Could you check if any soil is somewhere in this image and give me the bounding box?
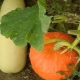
[0,64,42,80]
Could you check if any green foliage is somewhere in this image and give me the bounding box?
[0,1,51,51]
[73,69,80,76]
[66,78,71,80]
[68,24,80,40]
[38,2,51,33]
[53,2,63,14]
[68,30,80,36]
[38,0,46,8]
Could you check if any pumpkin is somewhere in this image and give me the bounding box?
[29,32,78,80]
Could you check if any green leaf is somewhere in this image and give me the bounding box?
[68,30,80,36]
[38,0,46,8]
[68,30,80,40]
[38,2,51,33]
[53,15,67,23]
[0,4,44,51]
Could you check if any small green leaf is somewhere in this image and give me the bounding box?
[53,15,67,23]
[68,30,80,36]
[38,2,51,33]
[68,30,80,40]
[0,4,44,51]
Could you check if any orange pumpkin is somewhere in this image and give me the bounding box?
[29,32,78,80]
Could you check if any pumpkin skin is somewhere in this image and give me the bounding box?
[29,32,78,80]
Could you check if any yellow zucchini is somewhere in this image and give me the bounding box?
[0,0,27,73]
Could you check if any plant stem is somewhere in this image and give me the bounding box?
[44,38,71,51]
[70,38,80,49]
[44,38,80,51]
[44,38,80,55]
[53,41,70,50]
[44,38,68,45]
[73,46,80,55]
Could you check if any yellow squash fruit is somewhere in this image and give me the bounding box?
[0,0,27,73]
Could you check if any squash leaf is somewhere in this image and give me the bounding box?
[38,2,51,33]
[0,4,46,51]
[38,0,46,9]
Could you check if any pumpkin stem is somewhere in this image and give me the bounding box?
[44,38,72,52]
[53,40,80,65]
[44,38,80,54]
[53,41,71,51]
[53,39,80,56]
[44,38,68,45]
[70,38,79,49]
